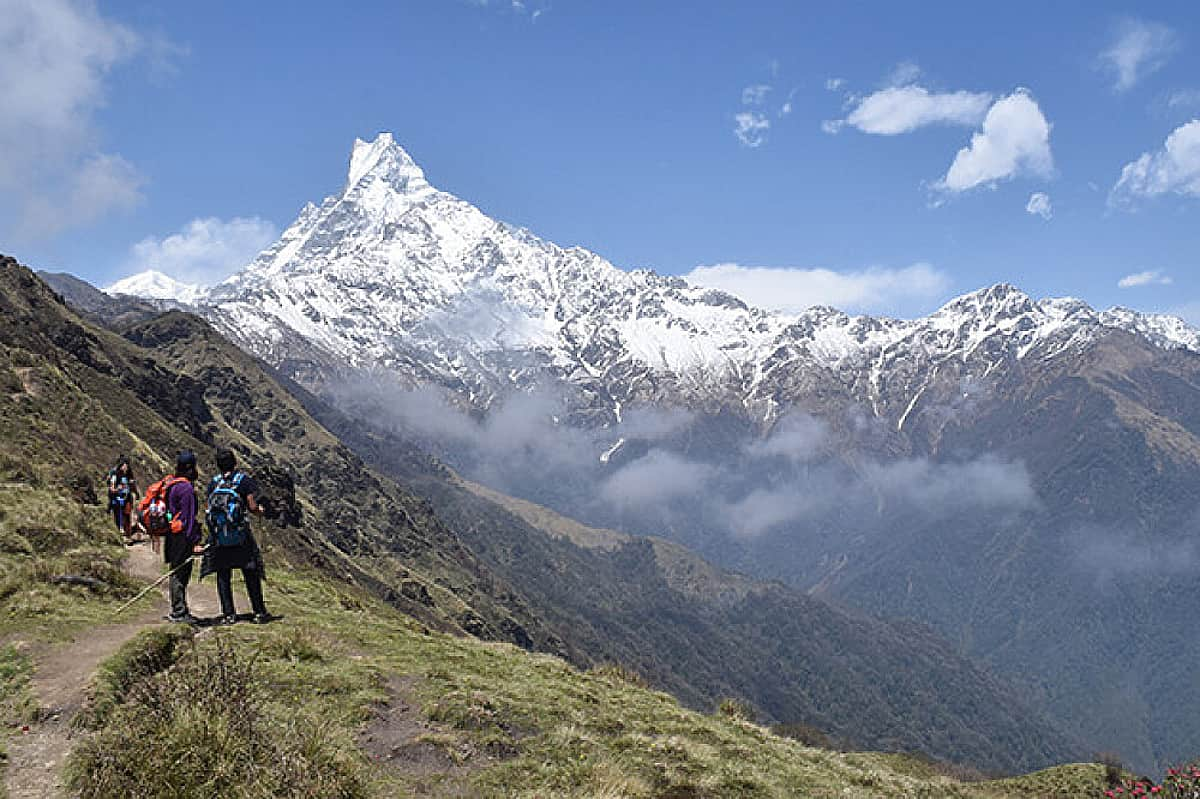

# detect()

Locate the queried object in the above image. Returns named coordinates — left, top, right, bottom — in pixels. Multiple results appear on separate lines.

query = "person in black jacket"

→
left=201, top=448, right=273, bottom=625
left=106, top=456, right=139, bottom=539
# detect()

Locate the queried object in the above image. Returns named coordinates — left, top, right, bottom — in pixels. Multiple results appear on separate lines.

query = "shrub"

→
left=66, top=636, right=367, bottom=799
left=259, top=625, right=323, bottom=663
left=0, top=367, right=22, bottom=394
left=1094, top=751, right=1125, bottom=787
left=590, top=661, right=648, bottom=688
left=8, top=349, right=34, bottom=368
left=76, top=625, right=193, bottom=730
left=1099, top=761, right=1200, bottom=797
left=716, top=696, right=756, bottom=723
left=772, top=721, right=833, bottom=749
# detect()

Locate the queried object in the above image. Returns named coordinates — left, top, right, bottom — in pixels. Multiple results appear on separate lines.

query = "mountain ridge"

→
left=110, top=133, right=1200, bottom=429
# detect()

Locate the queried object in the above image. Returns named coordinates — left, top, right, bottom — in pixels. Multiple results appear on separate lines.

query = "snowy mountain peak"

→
left=934, top=283, right=1034, bottom=320
left=183, top=134, right=1200, bottom=426
left=346, top=131, right=428, bottom=194
left=106, top=270, right=205, bottom=304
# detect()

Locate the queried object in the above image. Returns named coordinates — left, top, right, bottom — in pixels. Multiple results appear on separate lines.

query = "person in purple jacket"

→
left=164, top=450, right=204, bottom=624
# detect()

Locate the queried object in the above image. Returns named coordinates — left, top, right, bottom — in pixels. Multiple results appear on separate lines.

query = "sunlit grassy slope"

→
left=57, top=562, right=1110, bottom=798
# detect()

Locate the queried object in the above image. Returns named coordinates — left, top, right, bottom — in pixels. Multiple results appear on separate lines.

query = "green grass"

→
left=0, top=643, right=35, bottom=798
left=74, top=625, right=194, bottom=730
left=0, top=485, right=145, bottom=642
left=61, top=563, right=1110, bottom=798
left=65, top=634, right=368, bottom=799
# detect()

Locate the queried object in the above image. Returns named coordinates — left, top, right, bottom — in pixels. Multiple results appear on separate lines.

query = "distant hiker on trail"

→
left=201, top=448, right=273, bottom=625
left=106, top=456, right=138, bottom=539
left=163, top=450, right=204, bottom=624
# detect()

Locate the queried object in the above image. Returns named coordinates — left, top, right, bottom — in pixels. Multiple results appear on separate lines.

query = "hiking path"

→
left=4, top=542, right=220, bottom=799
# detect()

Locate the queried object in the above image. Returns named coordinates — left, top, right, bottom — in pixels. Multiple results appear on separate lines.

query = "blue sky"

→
left=3, top=0, right=1200, bottom=320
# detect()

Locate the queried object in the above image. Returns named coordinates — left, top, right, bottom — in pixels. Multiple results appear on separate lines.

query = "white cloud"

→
left=1165, top=89, right=1200, bottom=112
left=123, top=217, right=279, bottom=286
left=832, top=85, right=993, bottom=136
left=741, top=84, right=771, bottom=106
left=779, top=88, right=797, bottom=117
left=936, top=89, right=1053, bottom=193
left=600, top=450, right=715, bottom=511
left=1025, top=192, right=1053, bottom=220
left=0, top=0, right=147, bottom=237
left=1118, top=270, right=1173, bottom=288
left=1099, top=18, right=1179, bottom=93
left=885, top=61, right=922, bottom=87
left=465, top=0, right=546, bottom=18
left=825, top=77, right=846, bottom=92
left=683, top=262, right=950, bottom=316
left=1110, top=120, right=1200, bottom=204
left=734, top=111, right=770, bottom=148
left=746, top=413, right=828, bottom=462
left=21, top=153, right=144, bottom=237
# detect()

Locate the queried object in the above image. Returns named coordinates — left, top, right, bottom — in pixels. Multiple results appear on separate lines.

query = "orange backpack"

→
left=137, top=476, right=189, bottom=538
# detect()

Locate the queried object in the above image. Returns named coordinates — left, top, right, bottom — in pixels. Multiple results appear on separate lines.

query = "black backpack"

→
left=206, top=472, right=249, bottom=547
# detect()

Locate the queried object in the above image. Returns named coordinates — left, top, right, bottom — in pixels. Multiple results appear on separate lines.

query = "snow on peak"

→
left=346, top=132, right=428, bottom=193
left=106, top=270, right=205, bottom=304
left=1099, top=307, right=1200, bottom=352
left=193, top=133, right=1200, bottom=425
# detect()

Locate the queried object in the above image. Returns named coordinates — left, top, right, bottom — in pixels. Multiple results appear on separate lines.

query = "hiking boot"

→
left=251, top=612, right=273, bottom=625
left=164, top=612, right=199, bottom=625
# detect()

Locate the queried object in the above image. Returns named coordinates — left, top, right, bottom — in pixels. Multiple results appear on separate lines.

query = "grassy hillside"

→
left=105, top=570, right=1134, bottom=798
left=8, top=540, right=1112, bottom=798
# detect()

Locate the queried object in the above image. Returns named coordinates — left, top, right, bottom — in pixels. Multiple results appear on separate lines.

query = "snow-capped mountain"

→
left=146, top=133, right=1199, bottom=426
left=107, top=270, right=206, bottom=305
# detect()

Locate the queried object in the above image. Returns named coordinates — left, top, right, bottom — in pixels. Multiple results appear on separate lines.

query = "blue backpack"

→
left=206, top=472, right=249, bottom=547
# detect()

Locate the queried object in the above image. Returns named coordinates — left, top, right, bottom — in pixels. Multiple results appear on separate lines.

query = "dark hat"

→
left=215, top=447, right=236, bottom=473
left=175, top=450, right=197, bottom=474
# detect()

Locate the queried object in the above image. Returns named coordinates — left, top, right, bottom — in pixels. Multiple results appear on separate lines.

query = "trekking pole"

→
left=112, top=548, right=208, bottom=617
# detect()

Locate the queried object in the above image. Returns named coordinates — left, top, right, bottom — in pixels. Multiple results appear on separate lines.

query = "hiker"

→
left=201, top=448, right=273, bottom=625
left=106, top=456, right=138, bottom=538
left=163, top=450, right=203, bottom=624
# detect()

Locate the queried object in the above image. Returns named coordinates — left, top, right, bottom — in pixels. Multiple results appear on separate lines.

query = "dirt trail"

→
left=4, top=542, right=221, bottom=799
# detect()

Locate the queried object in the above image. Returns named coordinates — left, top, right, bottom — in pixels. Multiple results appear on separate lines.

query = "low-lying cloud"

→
left=600, top=450, right=716, bottom=511
left=122, top=216, right=279, bottom=287
left=334, top=379, right=1040, bottom=549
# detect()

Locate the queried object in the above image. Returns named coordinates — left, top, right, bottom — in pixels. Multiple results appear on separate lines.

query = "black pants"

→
left=168, top=556, right=193, bottom=618
left=216, top=567, right=266, bottom=617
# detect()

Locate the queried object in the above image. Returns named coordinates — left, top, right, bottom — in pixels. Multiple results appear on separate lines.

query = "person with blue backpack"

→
left=106, top=456, right=139, bottom=540
left=201, top=448, right=273, bottom=625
